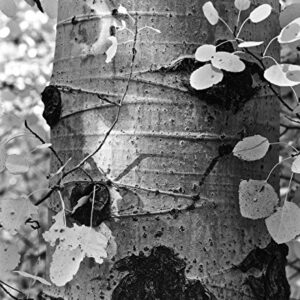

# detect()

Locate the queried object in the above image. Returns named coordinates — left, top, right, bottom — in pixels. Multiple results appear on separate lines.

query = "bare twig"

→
left=34, top=15, right=139, bottom=206
left=0, top=280, right=26, bottom=300
left=56, top=85, right=121, bottom=107
left=0, top=280, right=26, bottom=296
left=244, top=49, right=294, bottom=112
left=24, top=120, right=63, bottom=166
left=62, top=15, right=139, bottom=180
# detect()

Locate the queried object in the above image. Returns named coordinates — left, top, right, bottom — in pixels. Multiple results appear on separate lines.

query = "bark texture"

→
left=45, top=0, right=283, bottom=299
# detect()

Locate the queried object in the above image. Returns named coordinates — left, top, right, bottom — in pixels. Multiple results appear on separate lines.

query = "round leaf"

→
left=190, top=64, right=223, bottom=90
left=265, top=201, right=300, bottom=244
left=211, top=52, right=245, bottom=72
left=233, top=135, right=269, bottom=161
left=249, top=4, right=272, bottom=23
left=0, top=0, right=17, bottom=18
left=239, top=180, right=279, bottom=219
left=278, top=17, right=300, bottom=44
left=238, top=41, right=264, bottom=48
left=202, top=1, right=219, bottom=25
left=50, top=245, right=85, bottom=286
left=279, top=3, right=300, bottom=28
left=6, top=154, right=29, bottom=174
left=195, top=44, right=216, bottom=62
left=264, top=64, right=300, bottom=87
left=234, top=0, right=251, bottom=11
left=292, top=155, right=300, bottom=173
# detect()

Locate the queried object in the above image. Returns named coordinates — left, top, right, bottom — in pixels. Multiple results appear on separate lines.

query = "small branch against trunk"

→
left=34, top=16, right=139, bottom=206
left=54, top=84, right=121, bottom=107
left=62, top=15, right=139, bottom=180
left=243, top=49, right=294, bottom=113
left=24, top=120, right=63, bottom=166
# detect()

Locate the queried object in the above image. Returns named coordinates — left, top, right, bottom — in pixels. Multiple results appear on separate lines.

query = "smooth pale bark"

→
left=45, top=0, right=280, bottom=299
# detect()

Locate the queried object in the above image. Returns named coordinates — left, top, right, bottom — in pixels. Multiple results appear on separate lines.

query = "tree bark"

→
left=44, top=0, right=286, bottom=299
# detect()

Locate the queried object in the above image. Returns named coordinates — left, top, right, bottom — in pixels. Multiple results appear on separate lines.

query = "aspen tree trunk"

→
left=44, top=0, right=285, bottom=299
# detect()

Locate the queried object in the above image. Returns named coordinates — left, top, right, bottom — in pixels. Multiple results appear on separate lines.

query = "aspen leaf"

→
left=0, top=143, right=7, bottom=173
left=0, top=0, right=17, bottom=18
left=211, top=52, right=245, bottom=72
left=190, top=64, right=223, bottom=90
left=42, top=210, right=66, bottom=246
left=45, top=222, right=108, bottom=286
left=249, top=4, right=272, bottom=23
left=239, top=180, right=279, bottom=219
left=264, top=64, right=300, bottom=87
left=40, top=0, right=57, bottom=18
left=73, top=225, right=108, bottom=264
left=234, top=0, right=251, bottom=11
left=265, top=201, right=300, bottom=244
left=0, top=197, right=38, bottom=234
left=43, top=212, right=108, bottom=263
left=105, top=36, right=118, bottom=63
left=238, top=41, right=264, bottom=48
left=14, top=271, right=51, bottom=286
left=278, top=17, right=300, bottom=43
left=44, top=210, right=109, bottom=286
left=195, top=44, right=216, bottom=62
left=202, top=2, right=219, bottom=25
left=50, top=245, right=84, bottom=286
left=291, top=155, right=300, bottom=173
left=0, top=243, right=20, bottom=277
left=279, top=4, right=300, bottom=28
left=233, top=135, right=269, bottom=161
left=6, top=154, right=29, bottom=174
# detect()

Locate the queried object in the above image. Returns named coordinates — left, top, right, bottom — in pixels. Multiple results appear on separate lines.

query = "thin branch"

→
left=281, top=174, right=300, bottom=185
left=62, top=15, right=139, bottom=180
left=0, top=280, right=26, bottom=297
left=34, top=186, right=58, bottom=206
left=24, top=120, right=63, bottom=166
left=0, top=283, right=22, bottom=300
left=280, top=128, right=288, bottom=137
left=56, top=85, right=121, bottom=107
left=280, top=123, right=300, bottom=130
left=244, top=49, right=294, bottom=112
left=34, top=15, right=139, bottom=206
left=284, top=115, right=300, bottom=124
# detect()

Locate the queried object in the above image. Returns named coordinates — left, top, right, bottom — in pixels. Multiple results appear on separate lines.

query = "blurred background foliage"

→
left=1, top=0, right=300, bottom=299
left=0, top=0, right=54, bottom=298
